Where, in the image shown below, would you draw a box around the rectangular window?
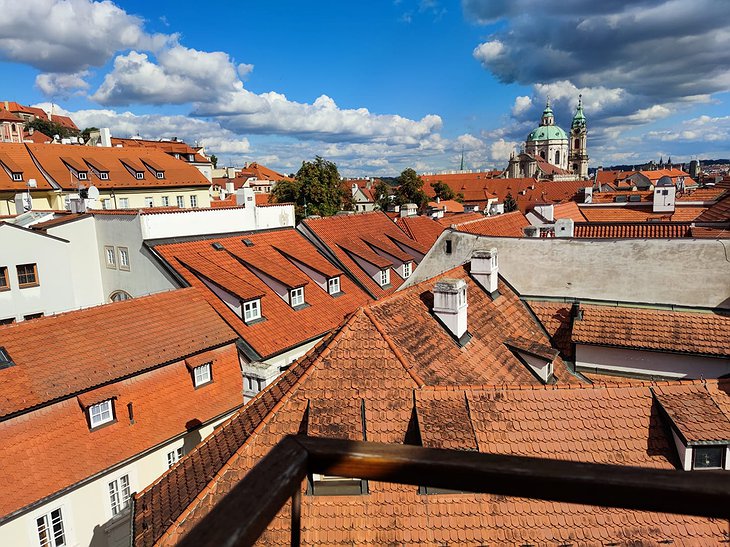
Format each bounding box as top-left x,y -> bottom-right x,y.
190,195 -> 198,208
98,172 -> 109,180
0,266 -> 8,290
403,262 -> 412,279
77,171 -> 88,181
118,247 -> 130,271
379,268 -> 390,287
36,507 -> 66,547
693,446 -> 725,469
108,474 -> 131,516
135,171 -> 144,180
156,171 -> 164,179
17,263 -> 38,287
243,299 -> 261,322
176,196 -> 185,208
193,363 -> 212,387
119,197 -> 129,209
144,196 -> 153,208
89,399 -> 114,428
0,317 -> 15,325
290,287 -> 304,307
12,173 -> 22,182
328,277 -> 340,295
101,199 -> 110,210
161,196 -> 170,207
167,447 -> 184,469
24,313 -> 43,321
104,246 -> 116,269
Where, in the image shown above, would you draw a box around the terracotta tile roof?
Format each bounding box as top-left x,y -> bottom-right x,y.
238,162 -> 291,182
210,194 -> 236,208
435,211 -> 484,226
572,305 -> 730,357
590,188 -> 725,205
579,205 -> 707,222
133,372 -> 730,545
394,215 -> 445,247
595,169 -> 632,186
428,199 -> 464,213
0,143 -> 54,191
254,193 -> 272,205
111,137 -> 210,164
696,192 -> 730,222
301,212 -> 429,299
26,143 -> 210,190
0,288 -> 237,419
653,383 -> 730,444
527,301 -> 575,360
691,225 -> 730,238
22,129 -> 52,144
153,229 -> 371,358
574,221 -> 693,238
0,108 -> 22,122
451,211 -> 530,237
552,201 -> 586,221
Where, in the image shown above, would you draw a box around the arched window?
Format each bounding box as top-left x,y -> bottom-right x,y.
540,151 -> 546,159
555,150 -> 560,164
574,138 -> 580,149
109,290 -> 133,302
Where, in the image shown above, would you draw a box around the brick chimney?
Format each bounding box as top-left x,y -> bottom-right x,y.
470,249 -> 498,295
433,278 -> 468,339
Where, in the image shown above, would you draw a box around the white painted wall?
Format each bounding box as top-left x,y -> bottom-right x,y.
575,344 -> 730,379
0,225 -> 77,322
0,413 -> 232,547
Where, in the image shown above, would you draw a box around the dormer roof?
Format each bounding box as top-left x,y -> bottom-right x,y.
653,384 -> 730,445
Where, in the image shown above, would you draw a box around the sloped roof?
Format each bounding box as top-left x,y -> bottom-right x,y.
0,143 -> 54,191
238,162 -> 291,182
552,201 -> 587,221
572,305 -> 730,357
0,288 -> 237,419
111,137 -> 209,164
394,215 -> 445,248
695,192 -> 730,222
153,229 -> 371,358
579,205 -> 707,222
26,143 -> 210,190
435,211 -> 484,226
527,301 -> 575,360
653,383 -> 730,444
428,199 -> 464,213
574,222 -> 693,238
301,212 -> 429,299
451,211 -> 530,237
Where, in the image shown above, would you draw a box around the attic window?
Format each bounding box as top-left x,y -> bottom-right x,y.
327,276 -> 341,295
155,171 -> 165,179
308,473 -> 368,496
135,172 -> 144,180
243,239 -> 254,247
211,242 -> 225,250
693,446 -> 725,470
193,363 -> 212,387
98,172 -> 109,180
290,287 -> 305,308
0,347 -> 14,369
403,261 -> 412,279
243,299 -> 261,323
379,268 -> 390,287
89,399 -> 115,429
11,173 -> 22,182
76,171 -> 88,181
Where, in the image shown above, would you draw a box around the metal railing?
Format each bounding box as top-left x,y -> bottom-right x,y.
176,435 -> 730,547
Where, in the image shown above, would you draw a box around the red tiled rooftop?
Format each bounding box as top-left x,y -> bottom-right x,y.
552,201 -> 587,222
527,301 -> 575,361
451,210 -> 530,237
0,143 -> 54,191
579,205 -> 707,222
653,383 -> 730,444
394,215 -> 445,248
574,221 -> 693,238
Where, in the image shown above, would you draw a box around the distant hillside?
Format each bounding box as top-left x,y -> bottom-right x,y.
601,159 -> 730,171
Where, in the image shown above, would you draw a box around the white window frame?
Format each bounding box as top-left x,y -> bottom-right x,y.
379,268 -> 390,287
118,247 -> 130,271
144,196 -> 154,208
290,287 -> 305,307
328,276 -> 340,295
156,171 -> 164,179
12,172 -> 22,182
119,197 -> 129,209
104,246 -> 116,269
243,299 -> 261,322
161,196 -> 170,207
76,171 -> 88,181
403,262 -> 412,279
108,474 -> 131,516
193,363 -> 212,387
35,507 -> 66,547
190,195 -> 198,208
167,447 -> 184,469
101,199 -> 110,210
89,399 -> 114,428
135,171 -> 144,180
98,171 -> 109,180
176,196 -> 185,208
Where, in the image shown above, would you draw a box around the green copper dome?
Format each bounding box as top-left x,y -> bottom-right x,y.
572,95 -> 587,128
527,125 -> 568,142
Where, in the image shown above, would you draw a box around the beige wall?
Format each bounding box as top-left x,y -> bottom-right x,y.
95,188 -> 211,210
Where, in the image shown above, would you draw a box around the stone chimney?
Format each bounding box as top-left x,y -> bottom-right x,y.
471,249 -> 498,295
433,278 -> 468,339
554,218 -> 574,237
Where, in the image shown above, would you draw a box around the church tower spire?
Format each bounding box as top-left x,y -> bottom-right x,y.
569,94 -> 589,179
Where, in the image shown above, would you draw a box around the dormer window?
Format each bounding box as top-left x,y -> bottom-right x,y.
89,399 -> 115,429
11,172 -> 22,182
693,446 -> 725,470
155,171 -> 164,179
243,299 -> 261,323
403,261 -> 412,279
193,363 -> 212,387
76,170 -> 88,181
379,268 -> 390,287
290,287 -> 305,308
327,276 -> 341,295
135,172 -> 144,180
98,171 -> 109,180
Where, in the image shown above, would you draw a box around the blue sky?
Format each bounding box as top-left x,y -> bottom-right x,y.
1,0 -> 729,176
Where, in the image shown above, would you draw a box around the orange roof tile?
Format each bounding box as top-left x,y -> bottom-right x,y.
574,221 -> 693,238
572,305 -> 730,357
238,162 -> 291,182
428,199 -> 464,213
696,192 -> 730,222
111,137 -> 209,164
527,301 -> 575,361
552,201 -> 587,221
0,143 -> 54,191
653,383 -> 730,444
435,211 -> 484,226
0,288 -> 237,419
451,211 -> 530,237
26,143 -> 210,190
394,215 -> 445,248
579,205 -> 707,222
153,229 -> 371,358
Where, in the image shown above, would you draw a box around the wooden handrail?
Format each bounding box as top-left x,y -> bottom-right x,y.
176,435 -> 730,547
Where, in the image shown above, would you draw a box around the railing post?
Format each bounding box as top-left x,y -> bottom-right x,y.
290,487 -> 301,547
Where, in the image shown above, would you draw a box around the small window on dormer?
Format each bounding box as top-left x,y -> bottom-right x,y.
193,363 -> 212,387
693,446 -> 725,470
403,262 -> 412,279
379,268 -> 390,287
243,299 -> 261,323
328,276 -> 341,295
290,287 -> 305,308
135,171 -> 144,180
99,171 -> 109,180
76,170 -> 88,181
11,172 -> 22,182
155,171 -> 164,179
0,346 -> 14,369
89,399 -> 115,429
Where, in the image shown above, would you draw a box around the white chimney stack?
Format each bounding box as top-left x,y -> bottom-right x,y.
400,203 -> 417,218
226,181 -> 235,195
554,218 -> 574,237
236,186 -> 255,207
433,278 -> 468,340
471,249 -> 499,295
100,128 -> 112,148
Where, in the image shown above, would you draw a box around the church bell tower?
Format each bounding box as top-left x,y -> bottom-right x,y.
569,95 -> 588,179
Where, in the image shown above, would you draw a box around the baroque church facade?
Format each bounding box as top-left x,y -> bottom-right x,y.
507,97 -> 589,181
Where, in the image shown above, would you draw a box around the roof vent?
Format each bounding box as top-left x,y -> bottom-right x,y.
470,249 -> 499,296
432,278 -> 469,342
243,239 -> 254,247
211,242 -> 224,250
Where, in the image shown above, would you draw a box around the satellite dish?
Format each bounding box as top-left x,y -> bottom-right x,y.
87,185 -> 100,200
27,178 -> 37,188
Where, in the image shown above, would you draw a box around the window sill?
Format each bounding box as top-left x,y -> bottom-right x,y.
194,380 -> 214,390
0,287 -> 9,292
328,291 -> 344,298
18,283 -> 39,289
89,418 -> 118,432
243,316 -> 266,326
119,266 -> 130,272
379,283 -> 392,289
291,303 -> 310,311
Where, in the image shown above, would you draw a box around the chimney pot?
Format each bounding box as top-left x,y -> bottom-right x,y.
433,278 -> 468,339
471,249 -> 499,295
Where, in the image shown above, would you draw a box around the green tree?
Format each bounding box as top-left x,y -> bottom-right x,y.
394,168 -> 428,209
503,192 -> 518,212
26,118 -> 78,140
210,154 -> 218,168
430,180 -> 455,201
80,127 -> 98,142
271,156 -> 344,222
374,179 -> 392,210
455,192 -> 464,203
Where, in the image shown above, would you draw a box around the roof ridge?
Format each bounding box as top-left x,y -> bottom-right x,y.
422,378 -> 717,392
362,306 -> 425,388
